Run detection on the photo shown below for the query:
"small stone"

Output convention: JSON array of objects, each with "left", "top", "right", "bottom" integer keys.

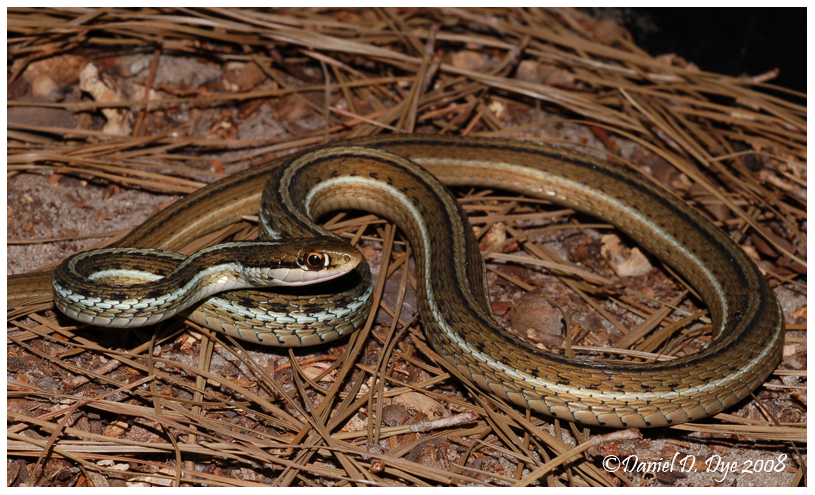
[
  {"left": 382, "top": 404, "right": 412, "bottom": 426},
  {"left": 31, "top": 73, "right": 61, "bottom": 101}
]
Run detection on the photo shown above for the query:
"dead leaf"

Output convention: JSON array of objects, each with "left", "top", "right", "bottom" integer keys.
[
  {"left": 392, "top": 392, "right": 449, "bottom": 420},
  {"left": 600, "top": 233, "right": 652, "bottom": 277},
  {"left": 508, "top": 289, "right": 564, "bottom": 336}
]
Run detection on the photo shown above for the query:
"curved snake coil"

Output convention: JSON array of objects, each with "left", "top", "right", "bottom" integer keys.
[
  {"left": 10, "top": 136, "right": 783, "bottom": 428},
  {"left": 52, "top": 237, "right": 366, "bottom": 344}
]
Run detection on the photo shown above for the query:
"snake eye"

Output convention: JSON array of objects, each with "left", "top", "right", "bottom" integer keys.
[{"left": 303, "top": 251, "right": 328, "bottom": 271}]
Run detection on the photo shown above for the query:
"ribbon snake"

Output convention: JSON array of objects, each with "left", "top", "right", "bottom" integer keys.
[{"left": 9, "top": 136, "right": 784, "bottom": 428}]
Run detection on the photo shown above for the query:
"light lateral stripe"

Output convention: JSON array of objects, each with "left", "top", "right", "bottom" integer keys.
[
  {"left": 417, "top": 157, "right": 729, "bottom": 326},
  {"left": 415, "top": 158, "right": 744, "bottom": 398},
  {"left": 304, "top": 160, "right": 741, "bottom": 400},
  {"left": 88, "top": 270, "right": 164, "bottom": 282}
]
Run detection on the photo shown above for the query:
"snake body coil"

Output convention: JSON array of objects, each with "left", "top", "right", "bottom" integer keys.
[
  {"left": 53, "top": 237, "right": 363, "bottom": 337},
  {"left": 13, "top": 136, "right": 784, "bottom": 428}
]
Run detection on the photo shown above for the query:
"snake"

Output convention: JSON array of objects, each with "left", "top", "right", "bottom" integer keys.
[
  {"left": 52, "top": 237, "right": 365, "bottom": 337},
  {"left": 9, "top": 135, "right": 784, "bottom": 428}
]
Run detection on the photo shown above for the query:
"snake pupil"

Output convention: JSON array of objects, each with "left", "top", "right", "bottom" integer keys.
[{"left": 304, "top": 252, "right": 326, "bottom": 270}]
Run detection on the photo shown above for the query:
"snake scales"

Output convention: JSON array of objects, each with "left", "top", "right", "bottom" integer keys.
[
  {"left": 9, "top": 136, "right": 784, "bottom": 428},
  {"left": 52, "top": 237, "right": 366, "bottom": 339}
]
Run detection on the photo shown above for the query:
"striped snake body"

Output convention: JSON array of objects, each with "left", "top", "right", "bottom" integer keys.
[
  {"left": 53, "top": 237, "right": 364, "bottom": 336},
  {"left": 13, "top": 136, "right": 783, "bottom": 428}
]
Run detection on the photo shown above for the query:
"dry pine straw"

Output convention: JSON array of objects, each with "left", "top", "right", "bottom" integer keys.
[{"left": 7, "top": 7, "right": 806, "bottom": 487}]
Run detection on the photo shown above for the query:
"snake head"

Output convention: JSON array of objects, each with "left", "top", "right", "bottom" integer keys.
[{"left": 242, "top": 236, "right": 363, "bottom": 287}]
